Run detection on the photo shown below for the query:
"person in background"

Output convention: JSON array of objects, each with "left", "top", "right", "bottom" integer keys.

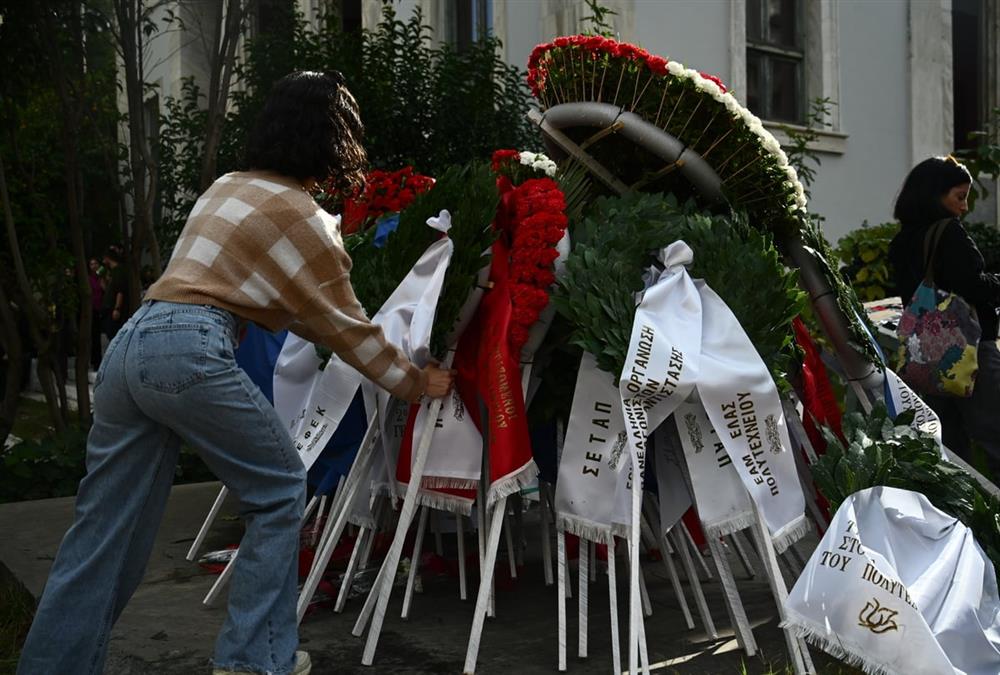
[
  {"left": 17, "top": 71, "right": 455, "bottom": 675},
  {"left": 88, "top": 257, "right": 105, "bottom": 370},
  {"left": 888, "top": 155, "right": 1000, "bottom": 478},
  {"left": 100, "top": 247, "right": 127, "bottom": 340}
]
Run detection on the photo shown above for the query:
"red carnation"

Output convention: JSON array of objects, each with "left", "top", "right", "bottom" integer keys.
[
  {"left": 699, "top": 71, "right": 728, "bottom": 93},
  {"left": 491, "top": 149, "right": 521, "bottom": 172}
]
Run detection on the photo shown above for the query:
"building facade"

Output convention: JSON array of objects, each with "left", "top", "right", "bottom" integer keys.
[{"left": 136, "top": 0, "right": 1000, "bottom": 242}]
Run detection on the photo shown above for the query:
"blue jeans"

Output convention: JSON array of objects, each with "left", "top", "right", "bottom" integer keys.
[{"left": 17, "top": 301, "right": 306, "bottom": 675}]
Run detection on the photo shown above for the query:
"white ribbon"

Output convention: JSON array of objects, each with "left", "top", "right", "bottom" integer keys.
[
  {"left": 674, "top": 397, "right": 754, "bottom": 536},
  {"left": 617, "top": 241, "right": 703, "bottom": 673},
  {"left": 884, "top": 367, "right": 942, "bottom": 448},
  {"left": 553, "top": 351, "right": 625, "bottom": 544},
  {"left": 695, "top": 279, "right": 809, "bottom": 551},
  {"left": 272, "top": 333, "right": 322, "bottom": 432},
  {"left": 784, "top": 486, "right": 1000, "bottom": 675},
  {"left": 403, "top": 260, "right": 494, "bottom": 512},
  {"left": 410, "top": 387, "right": 482, "bottom": 492},
  {"left": 273, "top": 211, "right": 454, "bottom": 479},
  {"left": 273, "top": 334, "right": 364, "bottom": 470},
  {"left": 361, "top": 210, "right": 455, "bottom": 501},
  {"left": 617, "top": 242, "right": 702, "bottom": 494}
]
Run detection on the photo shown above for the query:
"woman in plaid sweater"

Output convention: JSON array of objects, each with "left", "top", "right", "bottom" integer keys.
[{"left": 18, "top": 71, "right": 453, "bottom": 675}]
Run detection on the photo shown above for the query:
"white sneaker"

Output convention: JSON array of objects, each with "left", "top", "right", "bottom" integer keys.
[
  {"left": 213, "top": 650, "right": 311, "bottom": 675},
  {"left": 292, "top": 651, "right": 311, "bottom": 675}
]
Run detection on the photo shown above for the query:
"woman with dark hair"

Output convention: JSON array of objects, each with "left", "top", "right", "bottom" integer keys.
[
  {"left": 889, "top": 155, "right": 1000, "bottom": 476},
  {"left": 17, "top": 71, "right": 454, "bottom": 675}
]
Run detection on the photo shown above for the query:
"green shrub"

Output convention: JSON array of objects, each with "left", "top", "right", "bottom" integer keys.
[
  {"left": 1, "top": 427, "right": 88, "bottom": 503},
  {"left": 835, "top": 221, "right": 899, "bottom": 301},
  {"left": 1, "top": 429, "right": 216, "bottom": 503},
  {"left": 965, "top": 221, "right": 1000, "bottom": 273},
  {"left": 159, "top": 4, "right": 533, "bottom": 254}
]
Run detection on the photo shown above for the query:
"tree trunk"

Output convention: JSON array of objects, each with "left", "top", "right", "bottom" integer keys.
[
  {"left": 0, "top": 281, "right": 25, "bottom": 445},
  {"left": 199, "top": 0, "right": 246, "bottom": 192},
  {"left": 39, "top": 0, "right": 93, "bottom": 427},
  {"left": 0, "top": 151, "right": 62, "bottom": 431},
  {"left": 115, "top": 0, "right": 162, "bottom": 308},
  {"left": 36, "top": 355, "right": 67, "bottom": 434}
]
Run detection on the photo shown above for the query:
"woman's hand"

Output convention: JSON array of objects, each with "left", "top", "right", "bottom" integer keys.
[{"left": 422, "top": 364, "right": 456, "bottom": 398}]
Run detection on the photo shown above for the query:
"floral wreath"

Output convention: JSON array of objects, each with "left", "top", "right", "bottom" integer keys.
[
  {"left": 527, "top": 34, "right": 807, "bottom": 236},
  {"left": 492, "top": 149, "right": 569, "bottom": 356}
]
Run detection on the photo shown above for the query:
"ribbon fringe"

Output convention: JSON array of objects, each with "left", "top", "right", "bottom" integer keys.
[
  {"left": 781, "top": 610, "right": 908, "bottom": 675},
  {"left": 556, "top": 514, "right": 615, "bottom": 545},
  {"left": 414, "top": 489, "right": 474, "bottom": 516},
  {"left": 487, "top": 461, "right": 539, "bottom": 506},
  {"left": 701, "top": 512, "right": 757, "bottom": 539},
  {"left": 770, "top": 514, "right": 812, "bottom": 553},
  {"left": 420, "top": 476, "right": 480, "bottom": 491},
  {"left": 611, "top": 522, "right": 631, "bottom": 540}
]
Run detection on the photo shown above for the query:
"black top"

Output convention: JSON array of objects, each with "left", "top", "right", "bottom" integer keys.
[
  {"left": 101, "top": 266, "right": 129, "bottom": 313},
  {"left": 888, "top": 217, "right": 1000, "bottom": 340}
]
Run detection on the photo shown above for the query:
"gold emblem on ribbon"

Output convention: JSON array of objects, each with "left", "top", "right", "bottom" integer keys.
[{"left": 858, "top": 597, "right": 900, "bottom": 634}]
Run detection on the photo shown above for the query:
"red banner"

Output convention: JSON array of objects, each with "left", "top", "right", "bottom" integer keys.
[{"left": 475, "top": 236, "right": 534, "bottom": 502}]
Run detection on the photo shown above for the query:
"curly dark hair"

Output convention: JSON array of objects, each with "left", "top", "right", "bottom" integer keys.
[
  {"left": 893, "top": 155, "right": 971, "bottom": 227},
  {"left": 244, "top": 71, "right": 368, "bottom": 193}
]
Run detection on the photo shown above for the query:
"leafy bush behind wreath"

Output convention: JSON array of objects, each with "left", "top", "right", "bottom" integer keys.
[
  {"left": 835, "top": 220, "right": 1000, "bottom": 303},
  {"left": 835, "top": 221, "right": 899, "bottom": 302},
  {"left": 159, "top": 5, "right": 534, "bottom": 255}
]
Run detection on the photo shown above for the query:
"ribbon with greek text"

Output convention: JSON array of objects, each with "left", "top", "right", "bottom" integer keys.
[
  {"left": 695, "top": 279, "right": 808, "bottom": 551},
  {"left": 617, "top": 241, "right": 703, "bottom": 672},
  {"left": 674, "top": 397, "right": 754, "bottom": 537},
  {"left": 883, "top": 367, "right": 942, "bottom": 448},
  {"left": 784, "top": 486, "right": 1000, "bottom": 675},
  {"left": 553, "top": 352, "right": 625, "bottom": 543}
]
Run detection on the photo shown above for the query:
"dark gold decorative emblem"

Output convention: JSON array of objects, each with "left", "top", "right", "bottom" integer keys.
[{"left": 858, "top": 598, "right": 900, "bottom": 634}]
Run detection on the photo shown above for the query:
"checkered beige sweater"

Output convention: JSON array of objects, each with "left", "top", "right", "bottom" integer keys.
[{"left": 146, "top": 170, "right": 427, "bottom": 402}]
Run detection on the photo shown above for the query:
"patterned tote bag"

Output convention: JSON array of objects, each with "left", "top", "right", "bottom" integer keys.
[{"left": 897, "top": 219, "right": 981, "bottom": 398}]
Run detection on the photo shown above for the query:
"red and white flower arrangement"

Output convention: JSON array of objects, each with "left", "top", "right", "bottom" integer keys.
[
  {"left": 491, "top": 149, "right": 569, "bottom": 354},
  {"left": 526, "top": 34, "right": 807, "bottom": 234}
]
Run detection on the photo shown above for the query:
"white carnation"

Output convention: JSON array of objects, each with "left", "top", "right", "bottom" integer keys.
[
  {"left": 721, "top": 93, "right": 743, "bottom": 118},
  {"left": 667, "top": 61, "right": 685, "bottom": 76},
  {"left": 519, "top": 151, "right": 537, "bottom": 165},
  {"left": 533, "top": 159, "right": 553, "bottom": 173}
]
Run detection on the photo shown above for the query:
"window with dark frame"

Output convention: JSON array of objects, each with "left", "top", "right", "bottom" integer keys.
[
  {"left": 746, "top": 0, "right": 805, "bottom": 124},
  {"left": 340, "top": 0, "right": 362, "bottom": 34},
  {"left": 451, "top": 0, "right": 492, "bottom": 52}
]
